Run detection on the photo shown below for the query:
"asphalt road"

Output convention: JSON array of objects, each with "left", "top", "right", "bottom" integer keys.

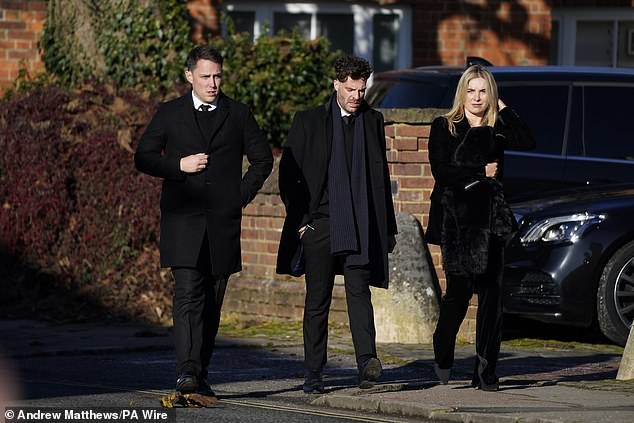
[
  {"left": 1, "top": 317, "right": 627, "bottom": 423},
  {"left": 9, "top": 343, "right": 425, "bottom": 423}
]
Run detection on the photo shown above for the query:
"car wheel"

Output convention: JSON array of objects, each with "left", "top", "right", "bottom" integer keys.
[{"left": 597, "top": 240, "right": 634, "bottom": 346}]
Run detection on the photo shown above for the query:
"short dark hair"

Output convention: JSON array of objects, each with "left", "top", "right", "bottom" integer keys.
[
  {"left": 186, "top": 45, "right": 223, "bottom": 71},
  {"left": 334, "top": 55, "right": 372, "bottom": 82}
]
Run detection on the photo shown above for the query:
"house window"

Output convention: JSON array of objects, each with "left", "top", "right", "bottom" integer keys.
[
  {"left": 575, "top": 21, "right": 613, "bottom": 66},
  {"left": 227, "top": 11, "right": 255, "bottom": 37},
  {"left": 550, "top": 19, "right": 559, "bottom": 65},
  {"left": 373, "top": 14, "right": 398, "bottom": 73},
  {"left": 317, "top": 13, "right": 354, "bottom": 54},
  {"left": 553, "top": 9, "right": 634, "bottom": 68},
  {"left": 273, "top": 12, "right": 311, "bottom": 37},
  {"left": 617, "top": 21, "right": 634, "bottom": 67},
  {"left": 223, "top": 2, "right": 412, "bottom": 72}
]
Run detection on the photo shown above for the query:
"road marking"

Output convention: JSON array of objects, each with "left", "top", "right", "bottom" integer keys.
[
  {"left": 22, "top": 380, "right": 408, "bottom": 422},
  {"left": 220, "top": 398, "right": 408, "bottom": 422}
]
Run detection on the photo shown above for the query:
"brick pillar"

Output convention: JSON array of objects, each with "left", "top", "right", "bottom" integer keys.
[{"left": 0, "top": 0, "right": 47, "bottom": 92}]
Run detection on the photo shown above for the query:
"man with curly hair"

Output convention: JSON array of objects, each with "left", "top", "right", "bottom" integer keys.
[{"left": 277, "top": 55, "right": 397, "bottom": 393}]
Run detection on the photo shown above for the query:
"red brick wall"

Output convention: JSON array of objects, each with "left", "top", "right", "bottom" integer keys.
[
  {"left": 0, "top": 0, "right": 46, "bottom": 92},
  {"left": 412, "top": 0, "right": 552, "bottom": 67}
]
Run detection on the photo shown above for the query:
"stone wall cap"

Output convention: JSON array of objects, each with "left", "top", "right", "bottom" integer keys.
[{"left": 378, "top": 108, "right": 449, "bottom": 125}]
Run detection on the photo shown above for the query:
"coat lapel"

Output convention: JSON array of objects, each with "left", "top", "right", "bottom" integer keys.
[
  {"left": 179, "top": 92, "right": 207, "bottom": 149},
  {"left": 318, "top": 99, "right": 334, "bottom": 199},
  {"left": 363, "top": 108, "right": 379, "bottom": 159},
  {"left": 205, "top": 93, "right": 229, "bottom": 152}
]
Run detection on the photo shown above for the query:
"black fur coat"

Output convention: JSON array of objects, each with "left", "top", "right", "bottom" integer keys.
[
  {"left": 426, "top": 109, "right": 535, "bottom": 276},
  {"left": 425, "top": 107, "right": 535, "bottom": 275},
  {"left": 440, "top": 127, "right": 515, "bottom": 275}
]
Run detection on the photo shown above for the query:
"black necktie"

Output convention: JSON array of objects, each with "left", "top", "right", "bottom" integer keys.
[
  {"left": 198, "top": 104, "right": 212, "bottom": 112},
  {"left": 343, "top": 114, "right": 355, "bottom": 125}
]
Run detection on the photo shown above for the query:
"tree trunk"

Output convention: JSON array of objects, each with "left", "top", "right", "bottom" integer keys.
[
  {"left": 46, "top": 0, "right": 105, "bottom": 77},
  {"left": 44, "top": 0, "right": 156, "bottom": 83}
]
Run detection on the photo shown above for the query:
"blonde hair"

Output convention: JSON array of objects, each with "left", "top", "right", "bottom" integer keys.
[{"left": 445, "top": 65, "right": 498, "bottom": 136}]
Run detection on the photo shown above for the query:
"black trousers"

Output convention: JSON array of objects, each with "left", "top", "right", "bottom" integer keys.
[
  {"left": 172, "top": 236, "right": 228, "bottom": 380},
  {"left": 433, "top": 238, "right": 504, "bottom": 385},
  {"left": 301, "top": 217, "right": 377, "bottom": 372}
]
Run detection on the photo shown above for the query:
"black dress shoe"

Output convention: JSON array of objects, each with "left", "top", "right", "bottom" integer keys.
[
  {"left": 472, "top": 379, "right": 499, "bottom": 391},
  {"left": 197, "top": 379, "right": 216, "bottom": 397},
  {"left": 176, "top": 372, "right": 198, "bottom": 394},
  {"left": 478, "top": 381, "right": 499, "bottom": 392},
  {"left": 358, "top": 357, "right": 382, "bottom": 389},
  {"left": 303, "top": 370, "right": 325, "bottom": 394},
  {"left": 472, "top": 359, "right": 499, "bottom": 392},
  {"left": 434, "top": 364, "right": 450, "bottom": 385}
]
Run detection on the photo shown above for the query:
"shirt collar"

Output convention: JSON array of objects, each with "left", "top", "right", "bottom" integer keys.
[
  {"left": 336, "top": 99, "right": 353, "bottom": 118},
  {"left": 192, "top": 91, "right": 218, "bottom": 111}
]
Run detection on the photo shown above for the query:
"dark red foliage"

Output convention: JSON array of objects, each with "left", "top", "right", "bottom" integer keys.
[{"left": 0, "top": 86, "right": 172, "bottom": 323}]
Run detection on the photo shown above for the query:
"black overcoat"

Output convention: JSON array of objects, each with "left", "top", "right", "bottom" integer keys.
[
  {"left": 425, "top": 107, "right": 535, "bottom": 247},
  {"left": 135, "top": 92, "right": 273, "bottom": 273},
  {"left": 276, "top": 96, "right": 398, "bottom": 288}
]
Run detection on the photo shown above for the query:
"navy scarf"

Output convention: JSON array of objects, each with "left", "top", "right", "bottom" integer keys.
[{"left": 328, "top": 96, "right": 369, "bottom": 267}]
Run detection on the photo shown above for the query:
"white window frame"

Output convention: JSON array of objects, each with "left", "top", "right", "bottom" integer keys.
[
  {"left": 223, "top": 2, "right": 412, "bottom": 70},
  {"left": 552, "top": 8, "right": 634, "bottom": 67}
]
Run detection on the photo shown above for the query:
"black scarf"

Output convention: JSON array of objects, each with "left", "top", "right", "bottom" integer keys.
[{"left": 328, "top": 96, "right": 369, "bottom": 267}]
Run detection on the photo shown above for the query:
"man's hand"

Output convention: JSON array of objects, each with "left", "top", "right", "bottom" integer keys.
[
  {"left": 298, "top": 224, "right": 314, "bottom": 239},
  {"left": 180, "top": 153, "right": 208, "bottom": 173}
]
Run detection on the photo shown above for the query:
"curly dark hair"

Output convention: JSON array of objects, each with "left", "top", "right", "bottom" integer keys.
[
  {"left": 186, "top": 45, "right": 224, "bottom": 70},
  {"left": 334, "top": 55, "right": 373, "bottom": 82}
]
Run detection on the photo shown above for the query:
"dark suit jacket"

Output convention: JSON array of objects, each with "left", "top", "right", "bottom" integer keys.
[
  {"left": 135, "top": 91, "right": 273, "bottom": 273},
  {"left": 425, "top": 107, "right": 535, "bottom": 246},
  {"left": 276, "top": 95, "right": 397, "bottom": 288}
]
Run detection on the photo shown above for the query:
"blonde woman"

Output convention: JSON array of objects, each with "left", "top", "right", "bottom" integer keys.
[{"left": 425, "top": 65, "right": 534, "bottom": 391}]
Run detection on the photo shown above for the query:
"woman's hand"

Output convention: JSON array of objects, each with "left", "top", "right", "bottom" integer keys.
[{"left": 486, "top": 162, "right": 498, "bottom": 178}]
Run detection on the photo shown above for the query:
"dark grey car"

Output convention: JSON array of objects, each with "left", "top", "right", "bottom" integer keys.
[{"left": 505, "top": 184, "right": 634, "bottom": 346}]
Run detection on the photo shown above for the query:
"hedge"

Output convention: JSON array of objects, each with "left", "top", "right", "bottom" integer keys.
[{"left": 0, "top": 85, "right": 172, "bottom": 322}]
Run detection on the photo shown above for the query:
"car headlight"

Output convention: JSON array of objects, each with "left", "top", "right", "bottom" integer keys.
[{"left": 519, "top": 212, "right": 605, "bottom": 245}]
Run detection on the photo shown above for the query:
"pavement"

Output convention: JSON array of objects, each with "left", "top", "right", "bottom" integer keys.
[{"left": 1, "top": 319, "right": 634, "bottom": 423}]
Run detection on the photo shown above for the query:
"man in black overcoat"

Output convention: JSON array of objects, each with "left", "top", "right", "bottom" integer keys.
[
  {"left": 277, "top": 55, "right": 397, "bottom": 393},
  {"left": 135, "top": 46, "right": 273, "bottom": 396}
]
